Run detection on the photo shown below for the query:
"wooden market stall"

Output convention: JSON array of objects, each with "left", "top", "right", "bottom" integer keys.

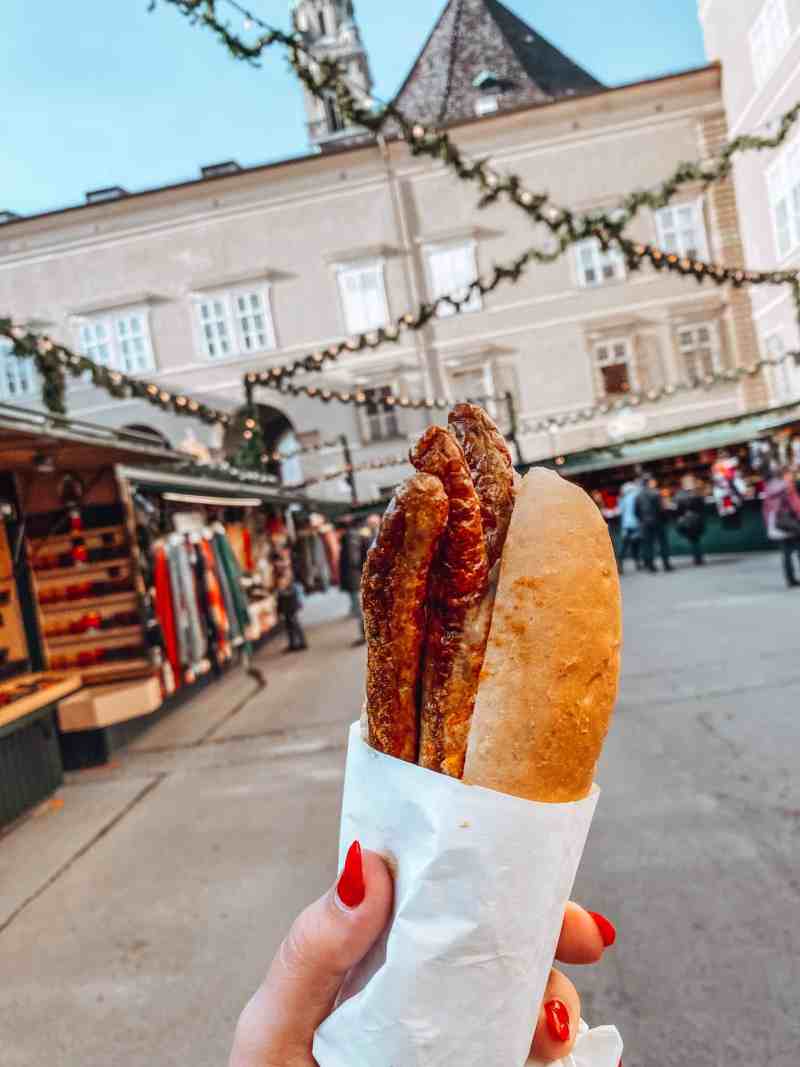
[{"left": 0, "top": 405, "right": 305, "bottom": 828}]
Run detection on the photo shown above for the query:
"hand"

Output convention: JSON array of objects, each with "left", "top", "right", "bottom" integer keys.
[{"left": 229, "top": 844, "right": 616, "bottom": 1067}]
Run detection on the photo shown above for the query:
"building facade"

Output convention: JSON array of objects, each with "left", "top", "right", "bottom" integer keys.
[
  {"left": 0, "top": 0, "right": 767, "bottom": 502},
  {"left": 699, "top": 0, "right": 800, "bottom": 404}
]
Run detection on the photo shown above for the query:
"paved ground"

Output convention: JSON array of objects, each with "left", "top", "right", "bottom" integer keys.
[{"left": 1, "top": 560, "right": 799, "bottom": 1066}]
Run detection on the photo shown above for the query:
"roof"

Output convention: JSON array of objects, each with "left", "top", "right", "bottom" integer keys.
[
  {"left": 0, "top": 402, "right": 301, "bottom": 504},
  {"left": 0, "top": 63, "right": 717, "bottom": 230},
  {"left": 392, "top": 0, "right": 603, "bottom": 126}
]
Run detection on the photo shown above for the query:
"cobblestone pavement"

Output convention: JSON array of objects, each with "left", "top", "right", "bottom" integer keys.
[{"left": 1, "top": 562, "right": 798, "bottom": 1066}]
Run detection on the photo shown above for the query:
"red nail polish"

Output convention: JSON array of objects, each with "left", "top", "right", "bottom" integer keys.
[
  {"left": 544, "top": 999, "right": 570, "bottom": 1043},
  {"left": 588, "top": 910, "right": 617, "bottom": 947},
  {"left": 336, "top": 840, "right": 365, "bottom": 909}
]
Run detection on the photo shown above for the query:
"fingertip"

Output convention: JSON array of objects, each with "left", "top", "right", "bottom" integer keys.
[
  {"left": 556, "top": 902, "right": 606, "bottom": 964},
  {"left": 530, "top": 970, "right": 581, "bottom": 1063}
]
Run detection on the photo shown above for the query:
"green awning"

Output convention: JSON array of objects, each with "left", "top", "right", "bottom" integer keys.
[{"left": 532, "top": 401, "right": 800, "bottom": 477}]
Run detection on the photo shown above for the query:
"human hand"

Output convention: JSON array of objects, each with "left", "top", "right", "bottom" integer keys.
[{"left": 229, "top": 842, "right": 616, "bottom": 1067}]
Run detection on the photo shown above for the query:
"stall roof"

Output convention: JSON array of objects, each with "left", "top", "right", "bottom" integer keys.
[
  {"left": 533, "top": 402, "right": 800, "bottom": 478},
  {"left": 0, "top": 402, "right": 309, "bottom": 504}
]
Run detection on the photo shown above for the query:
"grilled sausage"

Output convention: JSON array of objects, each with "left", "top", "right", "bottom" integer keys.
[
  {"left": 448, "top": 403, "right": 516, "bottom": 570},
  {"left": 362, "top": 473, "right": 449, "bottom": 762},
  {"left": 410, "top": 427, "right": 489, "bottom": 777}
]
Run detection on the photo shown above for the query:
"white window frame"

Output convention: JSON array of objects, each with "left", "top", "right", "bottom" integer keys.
[
  {"left": 192, "top": 285, "right": 277, "bottom": 361},
  {"left": 0, "top": 338, "right": 40, "bottom": 403},
  {"left": 763, "top": 330, "right": 799, "bottom": 400},
  {"left": 425, "top": 240, "right": 482, "bottom": 318},
  {"left": 574, "top": 238, "right": 626, "bottom": 288},
  {"left": 676, "top": 322, "right": 722, "bottom": 384},
  {"left": 335, "top": 260, "right": 389, "bottom": 336},
  {"left": 595, "top": 338, "right": 636, "bottom": 397},
  {"left": 359, "top": 385, "right": 401, "bottom": 444},
  {"left": 654, "top": 200, "right": 709, "bottom": 260},
  {"left": 766, "top": 137, "right": 800, "bottom": 260},
  {"left": 749, "top": 0, "right": 791, "bottom": 90},
  {"left": 449, "top": 363, "right": 495, "bottom": 404},
  {"left": 74, "top": 305, "right": 157, "bottom": 375}
]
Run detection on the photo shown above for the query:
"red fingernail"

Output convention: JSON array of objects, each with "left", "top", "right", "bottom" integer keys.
[
  {"left": 588, "top": 910, "right": 617, "bottom": 947},
  {"left": 336, "top": 840, "right": 365, "bottom": 909},
  {"left": 544, "top": 999, "right": 570, "bottom": 1043}
]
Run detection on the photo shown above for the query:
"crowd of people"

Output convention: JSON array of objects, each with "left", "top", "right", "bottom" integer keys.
[{"left": 593, "top": 459, "right": 800, "bottom": 588}]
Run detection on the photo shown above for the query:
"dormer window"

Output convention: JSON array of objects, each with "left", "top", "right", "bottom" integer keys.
[{"left": 472, "top": 70, "right": 515, "bottom": 93}]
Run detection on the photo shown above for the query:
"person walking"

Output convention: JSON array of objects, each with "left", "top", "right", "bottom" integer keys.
[
  {"left": 673, "top": 474, "right": 707, "bottom": 566},
  {"left": 762, "top": 465, "right": 800, "bottom": 588},
  {"left": 274, "top": 558, "right": 308, "bottom": 653},
  {"left": 635, "top": 475, "right": 673, "bottom": 573},
  {"left": 339, "top": 518, "right": 371, "bottom": 646},
  {"left": 616, "top": 481, "right": 642, "bottom": 574}
]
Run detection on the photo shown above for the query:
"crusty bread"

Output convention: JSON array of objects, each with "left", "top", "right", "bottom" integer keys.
[{"left": 462, "top": 467, "right": 622, "bottom": 802}]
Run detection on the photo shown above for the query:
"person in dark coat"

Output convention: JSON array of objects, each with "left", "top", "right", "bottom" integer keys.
[
  {"left": 339, "top": 518, "right": 371, "bottom": 646},
  {"left": 635, "top": 475, "right": 673, "bottom": 573},
  {"left": 274, "top": 556, "right": 308, "bottom": 653},
  {"left": 673, "top": 474, "right": 707, "bottom": 566}
]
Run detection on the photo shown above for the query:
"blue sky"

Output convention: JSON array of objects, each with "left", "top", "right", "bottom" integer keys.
[{"left": 1, "top": 1, "right": 707, "bottom": 218}]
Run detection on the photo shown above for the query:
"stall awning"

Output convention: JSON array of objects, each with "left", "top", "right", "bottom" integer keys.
[
  {"left": 534, "top": 402, "right": 800, "bottom": 477},
  {"left": 117, "top": 465, "right": 294, "bottom": 506}
]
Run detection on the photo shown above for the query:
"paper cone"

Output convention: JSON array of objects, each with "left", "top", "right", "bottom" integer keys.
[{"left": 314, "top": 724, "right": 622, "bottom": 1067}]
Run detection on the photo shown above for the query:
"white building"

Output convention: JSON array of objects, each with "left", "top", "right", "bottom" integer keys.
[
  {"left": 699, "top": 0, "right": 800, "bottom": 404},
  {"left": 0, "top": 0, "right": 769, "bottom": 501}
]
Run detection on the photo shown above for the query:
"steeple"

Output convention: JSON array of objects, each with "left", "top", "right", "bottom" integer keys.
[
  {"left": 291, "top": 1, "right": 375, "bottom": 151},
  {"left": 393, "top": 0, "right": 603, "bottom": 126}
]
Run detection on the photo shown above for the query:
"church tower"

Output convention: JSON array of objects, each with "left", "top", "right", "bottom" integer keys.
[{"left": 291, "top": 1, "right": 375, "bottom": 151}]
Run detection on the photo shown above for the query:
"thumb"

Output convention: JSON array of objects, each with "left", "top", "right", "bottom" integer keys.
[{"left": 230, "top": 843, "right": 393, "bottom": 1067}]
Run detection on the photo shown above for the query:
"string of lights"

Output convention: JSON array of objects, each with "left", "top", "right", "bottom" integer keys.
[
  {"left": 255, "top": 351, "right": 800, "bottom": 433},
  {"left": 285, "top": 451, "right": 411, "bottom": 491},
  {"left": 260, "top": 434, "right": 348, "bottom": 465},
  {"left": 243, "top": 237, "right": 800, "bottom": 399},
  {"left": 155, "top": 0, "right": 800, "bottom": 257},
  {"left": 0, "top": 318, "right": 233, "bottom": 425}
]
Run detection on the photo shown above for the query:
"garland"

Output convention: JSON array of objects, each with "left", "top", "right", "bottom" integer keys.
[
  {"left": 285, "top": 451, "right": 410, "bottom": 491},
  {"left": 0, "top": 319, "right": 233, "bottom": 425},
  {"left": 243, "top": 244, "right": 800, "bottom": 399},
  {"left": 154, "top": 0, "right": 800, "bottom": 257},
  {"left": 256, "top": 351, "right": 800, "bottom": 433}
]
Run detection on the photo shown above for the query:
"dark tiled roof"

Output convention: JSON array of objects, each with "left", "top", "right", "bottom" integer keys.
[{"left": 393, "top": 0, "right": 603, "bottom": 126}]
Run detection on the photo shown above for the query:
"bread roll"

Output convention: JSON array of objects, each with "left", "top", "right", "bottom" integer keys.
[{"left": 462, "top": 467, "right": 621, "bottom": 802}]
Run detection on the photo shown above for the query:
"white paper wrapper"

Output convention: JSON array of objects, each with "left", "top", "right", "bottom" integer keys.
[{"left": 314, "top": 724, "right": 623, "bottom": 1067}]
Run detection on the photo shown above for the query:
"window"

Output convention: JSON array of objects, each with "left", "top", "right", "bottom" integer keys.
[
  {"left": 764, "top": 332, "right": 798, "bottom": 399},
  {"left": 363, "top": 386, "right": 399, "bottom": 442},
  {"left": 337, "top": 262, "right": 389, "bottom": 335},
  {"left": 450, "top": 364, "right": 493, "bottom": 403},
  {"left": 0, "top": 339, "right": 38, "bottom": 402},
  {"left": 116, "top": 313, "right": 153, "bottom": 373},
  {"left": 234, "top": 291, "right": 274, "bottom": 352},
  {"left": 475, "top": 96, "right": 500, "bottom": 117},
  {"left": 677, "top": 323, "right": 721, "bottom": 384},
  {"left": 749, "top": 0, "right": 790, "bottom": 89},
  {"left": 575, "top": 239, "right": 626, "bottom": 287},
  {"left": 76, "top": 308, "right": 156, "bottom": 373},
  {"left": 655, "top": 201, "right": 709, "bottom": 260},
  {"left": 193, "top": 287, "right": 276, "bottom": 360},
  {"left": 595, "top": 339, "right": 634, "bottom": 396},
  {"left": 426, "top": 242, "right": 481, "bottom": 318},
  {"left": 767, "top": 139, "right": 800, "bottom": 258},
  {"left": 197, "top": 298, "right": 233, "bottom": 359}
]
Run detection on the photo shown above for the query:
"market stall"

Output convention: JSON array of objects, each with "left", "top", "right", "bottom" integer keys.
[
  {"left": 0, "top": 406, "right": 307, "bottom": 819},
  {"left": 536, "top": 403, "right": 800, "bottom": 556}
]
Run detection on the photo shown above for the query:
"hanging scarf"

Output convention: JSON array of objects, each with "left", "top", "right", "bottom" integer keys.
[{"left": 153, "top": 541, "right": 181, "bottom": 689}]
